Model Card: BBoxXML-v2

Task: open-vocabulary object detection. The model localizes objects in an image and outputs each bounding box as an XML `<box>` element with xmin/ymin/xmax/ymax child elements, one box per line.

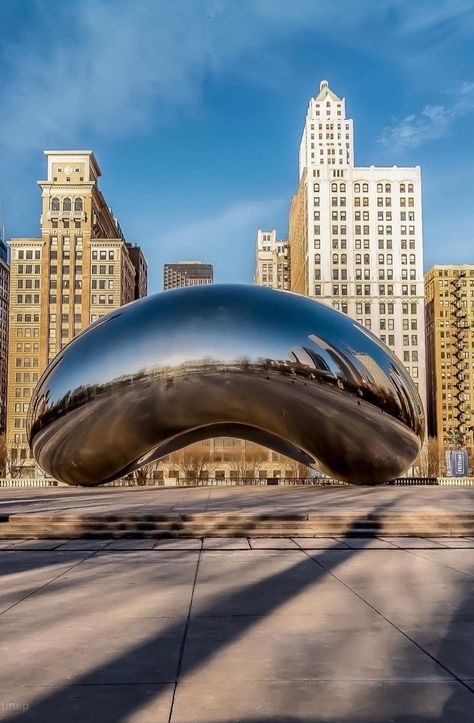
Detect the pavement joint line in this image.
<box><xmin>167</xmin><ymin>541</ymin><xmax>203</xmax><ymax>723</ymax></box>
<box><xmin>400</xmin><ymin>547</ymin><xmax>474</xmax><ymax>581</ymax></box>
<box><xmin>0</xmin><ymin>549</ymin><xmax>99</xmax><ymax>617</ymax></box>
<box><xmin>300</xmin><ymin>547</ymin><xmax>474</xmax><ymax>698</ymax></box>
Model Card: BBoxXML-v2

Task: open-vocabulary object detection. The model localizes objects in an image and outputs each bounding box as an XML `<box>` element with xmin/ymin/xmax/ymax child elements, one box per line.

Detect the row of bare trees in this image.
<box><xmin>0</xmin><ymin>433</ymin><xmax>462</xmax><ymax>482</ymax></box>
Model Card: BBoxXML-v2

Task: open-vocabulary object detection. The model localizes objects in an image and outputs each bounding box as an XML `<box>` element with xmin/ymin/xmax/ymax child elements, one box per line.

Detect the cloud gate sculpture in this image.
<box><xmin>28</xmin><ymin>284</ymin><xmax>424</xmax><ymax>486</ymax></box>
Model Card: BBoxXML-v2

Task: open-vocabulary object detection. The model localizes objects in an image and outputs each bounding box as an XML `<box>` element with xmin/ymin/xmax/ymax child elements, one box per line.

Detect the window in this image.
<box><xmin>74</xmin><ymin>197</ymin><xmax>83</xmax><ymax>212</ymax></box>
<box><xmin>63</xmin><ymin>197</ymin><xmax>72</xmax><ymax>212</ymax></box>
<box><xmin>51</xmin><ymin>197</ymin><xmax>60</xmax><ymax>212</ymax></box>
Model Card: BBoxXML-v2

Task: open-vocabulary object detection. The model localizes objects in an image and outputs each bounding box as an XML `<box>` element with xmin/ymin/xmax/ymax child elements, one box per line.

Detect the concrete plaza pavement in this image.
<box><xmin>1</xmin><ymin>535</ymin><xmax>474</xmax><ymax>721</ymax></box>
<box><xmin>2</xmin><ymin>483</ymin><xmax>474</xmax><ymax>518</ymax></box>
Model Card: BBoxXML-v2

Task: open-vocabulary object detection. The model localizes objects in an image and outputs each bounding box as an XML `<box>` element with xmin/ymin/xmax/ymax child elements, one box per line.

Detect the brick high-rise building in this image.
<box><xmin>425</xmin><ymin>265</ymin><xmax>474</xmax><ymax>471</ymax></box>
<box><xmin>163</xmin><ymin>261</ymin><xmax>213</xmax><ymax>290</ymax></box>
<box><xmin>6</xmin><ymin>151</ymin><xmax>147</xmax><ymax>477</ymax></box>
<box><xmin>0</xmin><ymin>236</ymin><xmax>9</xmax><ymax>435</ymax></box>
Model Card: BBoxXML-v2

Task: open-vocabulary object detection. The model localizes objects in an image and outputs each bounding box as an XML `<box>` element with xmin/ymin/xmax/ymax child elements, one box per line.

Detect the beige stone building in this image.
<box><xmin>425</xmin><ymin>265</ymin><xmax>474</xmax><ymax>469</ymax></box>
<box><xmin>6</xmin><ymin>151</ymin><xmax>147</xmax><ymax>477</ymax></box>
<box><xmin>253</xmin><ymin>230</ymin><xmax>290</xmax><ymax>290</ymax></box>
<box><xmin>288</xmin><ymin>81</ymin><xmax>426</xmax><ymax>409</ymax></box>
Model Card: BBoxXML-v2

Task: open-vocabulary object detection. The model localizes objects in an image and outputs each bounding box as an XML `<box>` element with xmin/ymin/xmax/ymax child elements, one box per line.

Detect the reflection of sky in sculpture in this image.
<box><xmin>29</xmin><ymin>284</ymin><xmax>424</xmax><ymax>486</ymax></box>
<box><xmin>36</xmin><ymin>285</ymin><xmax>416</xmax><ymax>410</ymax></box>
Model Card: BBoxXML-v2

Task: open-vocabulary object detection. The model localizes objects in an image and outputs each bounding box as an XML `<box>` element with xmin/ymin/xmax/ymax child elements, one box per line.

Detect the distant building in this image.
<box><xmin>163</xmin><ymin>260</ymin><xmax>213</xmax><ymax>290</ymax></box>
<box><xmin>127</xmin><ymin>243</ymin><xmax>148</xmax><ymax>299</ymax></box>
<box><xmin>0</xmin><ymin>235</ymin><xmax>9</xmax><ymax>435</ymax></box>
<box><xmin>425</xmin><ymin>265</ymin><xmax>474</xmax><ymax>471</ymax></box>
<box><xmin>253</xmin><ymin>230</ymin><xmax>290</xmax><ymax>290</ymax></box>
<box><xmin>6</xmin><ymin>150</ymin><xmax>147</xmax><ymax>477</ymax></box>
<box><xmin>288</xmin><ymin>80</ymin><xmax>426</xmax><ymax>408</ymax></box>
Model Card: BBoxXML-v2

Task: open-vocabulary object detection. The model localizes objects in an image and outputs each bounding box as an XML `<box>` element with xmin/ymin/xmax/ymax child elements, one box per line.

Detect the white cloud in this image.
<box><xmin>378</xmin><ymin>82</ymin><xmax>474</xmax><ymax>151</ymax></box>
<box><xmin>1</xmin><ymin>0</ymin><xmax>472</xmax><ymax>151</ymax></box>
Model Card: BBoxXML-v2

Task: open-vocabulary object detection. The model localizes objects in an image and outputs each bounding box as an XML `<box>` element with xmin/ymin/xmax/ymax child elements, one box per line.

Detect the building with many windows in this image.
<box><xmin>6</xmin><ymin>150</ymin><xmax>147</xmax><ymax>477</ymax></box>
<box><xmin>425</xmin><ymin>265</ymin><xmax>474</xmax><ymax>471</ymax></box>
<box><xmin>163</xmin><ymin>261</ymin><xmax>213</xmax><ymax>290</ymax></box>
<box><xmin>288</xmin><ymin>80</ymin><xmax>426</xmax><ymax>407</ymax></box>
<box><xmin>0</xmin><ymin>236</ymin><xmax>9</xmax><ymax>435</ymax></box>
<box><xmin>253</xmin><ymin>229</ymin><xmax>290</xmax><ymax>290</ymax></box>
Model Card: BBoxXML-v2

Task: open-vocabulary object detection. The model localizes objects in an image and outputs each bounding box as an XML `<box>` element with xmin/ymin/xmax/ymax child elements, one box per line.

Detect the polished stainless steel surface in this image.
<box><xmin>28</xmin><ymin>284</ymin><xmax>424</xmax><ymax>486</ymax></box>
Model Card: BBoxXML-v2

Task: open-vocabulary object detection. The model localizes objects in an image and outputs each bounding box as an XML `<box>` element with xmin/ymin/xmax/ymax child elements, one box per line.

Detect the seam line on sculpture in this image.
<box><xmin>168</xmin><ymin>542</ymin><xmax>203</xmax><ymax>722</ymax></box>
<box><xmin>0</xmin><ymin>550</ymin><xmax>98</xmax><ymax>617</ymax></box>
<box><xmin>301</xmin><ymin>548</ymin><xmax>474</xmax><ymax>696</ymax></box>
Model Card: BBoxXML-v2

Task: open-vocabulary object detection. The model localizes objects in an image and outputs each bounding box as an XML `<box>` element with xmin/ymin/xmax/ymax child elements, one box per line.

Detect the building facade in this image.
<box><xmin>6</xmin><ymin>150</ymin><xmax>147</xmax><ymax>477</ymax></box>
<box><xmin>163</xmin><ymin>261</ymin><xmax>213</xmax><ymax>290</ymax></box>
<box><xmin>253</xmin><ymin>229</ymin><xmax>290</xmax><ymax>290</ymax></box>
<box><xmin>288</xmin><ymin>81</ymin><xmax>426</xmax><ymax>407</ymax></box>
<box><xmin>127</xmin><ymin>243</ymin><xmax>148</xmax><ymax>300</ymax></box>
<box><xmin>425</xmin><ymin>265</ymin><xmax>474</xmax><ymax>470</ymax></box>
<box><xmin>0</xmin><ymin>236</ymin><xmax>9</xmax><ymax>435</ymax></box>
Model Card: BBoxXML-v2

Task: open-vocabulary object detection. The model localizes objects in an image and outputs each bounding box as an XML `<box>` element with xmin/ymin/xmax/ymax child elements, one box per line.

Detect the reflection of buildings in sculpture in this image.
<box><xmin>158</xmin><ymin>438</ymin><xmax>299</xmax><ymax>484</ymax></box>
<box><xmin>288</xmin><ymin>80</ymin><xmax>426</xmax><ymax>411</ymax></box>
<box><xmin>6</xmin><ymin>150</ymin><xmax>147</xmax><ymax>477</ymax></box>
<box><xmin>425</xmin><ymin>265</ymin><xmax>474</xmax><ymax>470</ymax></box>
<box><xmin>163</xmin><ymin>260</ymin><xmax>213</xmax><ymax>290</ymax></box>
<box><xmin>253</xmin><ymin>230</ymin><xmax>290</xmax><ymax>290</ymax></box>
<box><xmin>0</xmin><ymin>236</ymin><xmax>9</xmax><ymax>435</ymax></box>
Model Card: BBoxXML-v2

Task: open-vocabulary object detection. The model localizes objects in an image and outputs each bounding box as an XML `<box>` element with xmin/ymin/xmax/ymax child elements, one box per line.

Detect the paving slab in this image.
<box><xmin>381</xmin><ymin>536</ymin><xmax>446</xmax><ymax>548</ymax></box>
<box><xmin>337</xmin><ymin>537</ymin><xmax>398</xmax><ymax>549</ymax></box>
<box><xmin>8</xmin><ymin>539</ymin><xmax>71</xmax><ymax>550</ymax></box>
<box><xmin>0</xmin><ymin>684</ymin><xmax>174</xmax><ymax>723</ymax></box>
<box><xmin>180</xmin><ymin>614</ymin><xmax>451</xmax><ymax>682</ymax></box>
<box><xmin>292</xmin><ymin>536</ymin><xmax>349</xmax><ymax>549</ymax></box>
<box><xmin>202</xmin><ymin>538</ymin><xmax>250</xmax><ymax>550</ymax></box>
<box><xmin>0</xmin><ymin>616</ymin><xmax>186</xmax><ymax>687</ymax></box>
<box><xmin>93</xmin><ymin>550</ymin><xmax>199</xmax><ymax>564</ymax></box>
<box><xmin>170</xmin><ymin>680</ymin><xmax>474</xmax><ymax>723</ymax></box>
<box><xmin>249</xmin><ymin>537</ymin><xmax>300</xmax><ymax>549</ymax></box>
<box><xmin>427</xmin><ymin>538</ymin><xmax>474</xmax><ymax>548</ymax></box>
<box><xmin>104</xmin><ymin>539</ymin><xmax>157</xmax><ymax>550</ymax></box>
<box><xmin>56</xmin><ymin>539</ymin><xmax>115</xmax><ymax>550</ymax></box>
<box><xmin>154</xmin><ymin>539</ymin><xmax>202</xmax><ymax>550</ymax></box>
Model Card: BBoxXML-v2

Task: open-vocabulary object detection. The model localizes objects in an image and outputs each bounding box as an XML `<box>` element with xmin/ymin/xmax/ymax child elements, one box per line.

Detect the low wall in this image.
<box><xmin>1</xmin><ymin>477</ymin><xmax>474</xmax><ymax>488</ymax></box>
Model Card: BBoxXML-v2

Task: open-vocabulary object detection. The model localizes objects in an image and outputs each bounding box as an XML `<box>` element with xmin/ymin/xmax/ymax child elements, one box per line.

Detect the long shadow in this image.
<box><xmin>5</xmin><ymin>497</ymin><xmax>472</xmax><ymax>722</ymax></box>
<box><xmin>2</xmin><ymin>514</ymin><xmax>386</xmax><ymax>723</ymax></box>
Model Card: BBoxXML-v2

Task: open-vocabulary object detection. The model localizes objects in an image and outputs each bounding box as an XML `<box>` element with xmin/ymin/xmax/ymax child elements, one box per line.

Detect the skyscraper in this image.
<box><xmin>289</xmin><ymin>81</ymin><xmax>426</xmax><ymax>407</ymax></box>
<box><xmin>6</xmin><ymin>151</ymin><xmax>147</xmax><ymax>477</ymax></box>
<box><xmin>425</xmin><ymin>265</ymin><xmax>474</xmax><ymax>471</ymax></box>
<box><xmin>253</xmin><ymin>230</ymin><xmax>290</xmax><ymax>290</ymax></box>
<box><xmin>0</xmin><ymin>235</ymin><xmax>9</xmax><ymax>435</ymax></box>
<box><xmin>163</xmin><ymin>261</ymin><xmax>213</xmax><ymax>290</ymax></box>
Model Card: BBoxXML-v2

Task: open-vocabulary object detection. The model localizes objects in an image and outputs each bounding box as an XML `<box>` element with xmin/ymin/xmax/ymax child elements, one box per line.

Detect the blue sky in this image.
<box><xmin>0</xmin><ymin>0</ymin><xmax>473</xmax><ymax>292</ymax></box>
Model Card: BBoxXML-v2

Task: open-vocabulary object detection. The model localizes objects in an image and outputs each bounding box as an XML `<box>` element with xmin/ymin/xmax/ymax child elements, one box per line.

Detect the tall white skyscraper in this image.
<box><xmin>253</xmin><ymin>230</ymin><xmax>290</xmax><ymax>290</ymax></box>
<box><xmin>289</xmin><ymin>80</ymin><xmax>426</xmax><ymax>407</ymax></box>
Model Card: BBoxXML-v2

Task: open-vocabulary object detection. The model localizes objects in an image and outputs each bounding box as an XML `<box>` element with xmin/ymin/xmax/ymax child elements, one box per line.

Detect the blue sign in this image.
<box><xmin>446</xmin><ymin>449</ymin><xmax>469</xmax><ymax>477</ymax></box>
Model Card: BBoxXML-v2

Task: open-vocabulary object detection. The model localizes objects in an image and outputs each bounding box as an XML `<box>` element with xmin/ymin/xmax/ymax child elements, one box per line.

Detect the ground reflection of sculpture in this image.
<box><xmin>28</xmin><ymin>285</ymin><xmax>424</xmax><ymax>487</ymax></box>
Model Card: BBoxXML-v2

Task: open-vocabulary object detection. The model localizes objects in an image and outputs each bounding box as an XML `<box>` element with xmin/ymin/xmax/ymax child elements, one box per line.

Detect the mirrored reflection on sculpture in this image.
<box><xmin>28</xmin><ymin>284</ymin><xmax>424</xmax><ymax>486</ymax></box>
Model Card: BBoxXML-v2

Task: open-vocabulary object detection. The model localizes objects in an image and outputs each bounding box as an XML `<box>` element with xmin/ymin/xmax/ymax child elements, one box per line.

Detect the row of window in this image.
<box><xmin>313</xmin><ymin>182</ymin><xmax>415</xmax><ymax>194</ymax></box>
<box><xmin>50</xmin><ymin>197</ymin><xmax>83</xmax><ymax>212</ymax></box>
<box><xmin>315</xmin><ymin>253</ymin><xmax>417</xmax><ymax>265</ymax></box>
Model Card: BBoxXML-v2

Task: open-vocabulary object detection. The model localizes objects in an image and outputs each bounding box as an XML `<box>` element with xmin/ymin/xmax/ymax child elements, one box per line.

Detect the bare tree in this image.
<box><xmin>131</xmin><ymin>461</ymin><xmax>164</xmax><ymax>486</ymax></box>
<box><xmin>229</xmin><ymin>442</ymin><xmax>267</xmax><ymax>479</ymax></box>
<box><xmin>169</xmin><ymin>443</ymin><xmax>214</xmax><ymax>482</ymax></box>
<box><xmin>0</xmin><ymin>435</ymin><xmax>28</xmax><ymax>478</ymax></box>
<box><xmin>426</xmin><ymin>436</ymin><xmax>441</xmax><ymax>477</ymax></box>
<box><xmin>0</xmin><ymin>434</ymin><xmax>6</xmax><ymax>477</ymax></box>
<box><xmin>283</xmin><ymin>457</ymin><xmax>311</xmax><ymax>479</ymax></box>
